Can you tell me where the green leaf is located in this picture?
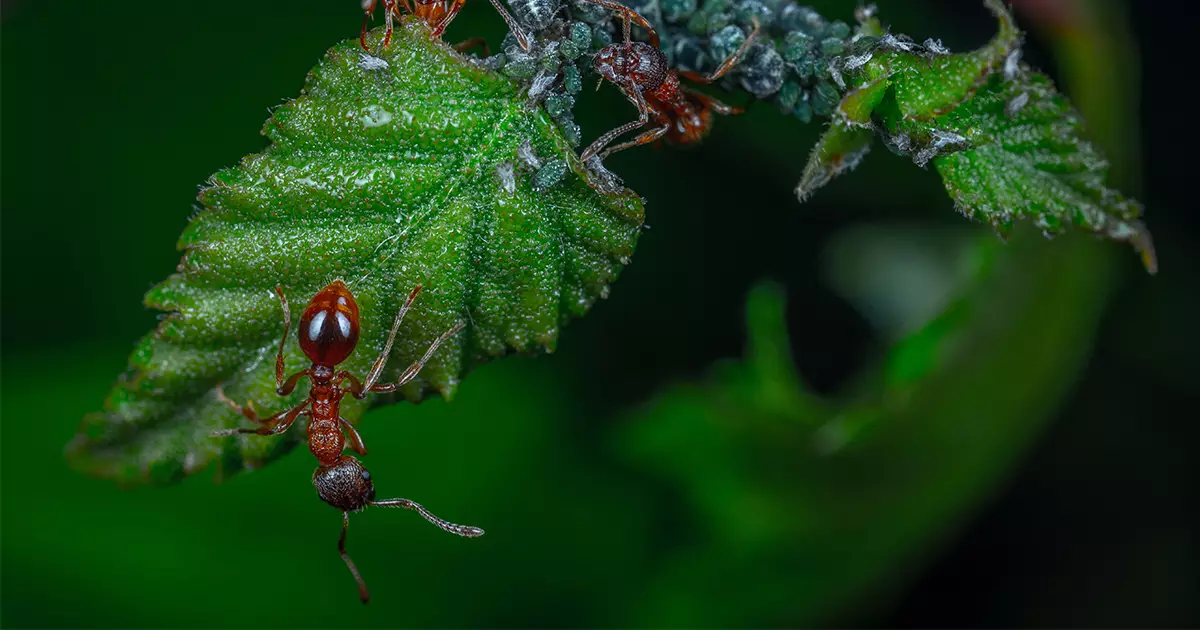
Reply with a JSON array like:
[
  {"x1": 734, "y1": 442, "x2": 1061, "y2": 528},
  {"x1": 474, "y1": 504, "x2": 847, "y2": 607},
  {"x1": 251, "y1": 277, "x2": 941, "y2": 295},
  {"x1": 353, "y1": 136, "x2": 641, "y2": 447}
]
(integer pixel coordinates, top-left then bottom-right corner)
[
  {"x1": 796, "y1": 0, "x2": 1155, "y2": 273},
  {"x1": 66, "y1": 19, "x2": 645, "y2": 485},
  {"x1": 619, "y1": 233, "x2": 1117, "y2": 627}
]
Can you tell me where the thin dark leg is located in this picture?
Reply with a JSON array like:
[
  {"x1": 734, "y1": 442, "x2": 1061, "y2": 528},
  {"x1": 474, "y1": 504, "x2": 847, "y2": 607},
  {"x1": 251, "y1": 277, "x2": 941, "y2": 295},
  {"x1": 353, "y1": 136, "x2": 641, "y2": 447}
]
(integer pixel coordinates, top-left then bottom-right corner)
[
  {"x1": 272, "y1": 285, "x2": 292, "y2": 390},
  {"x1": 681, "y1": 85, "x2": 740, "y2": 115},
  {"x1": 360, "y1": 285, "x2": 424, "y2": 394},
  {"x1": 340, "y1": 511, "x2": 371, "y2": 604},
  {"x1": 578, "y1": 0, "x2": 659, "y2": 47},
  {"x1": 484, "y1": 0, "x2": 531, "y2": 50},
  {"x1": 367, "y1": 321, "x2": 466, "y2": 394},
  {"x1": 371, "y1": 498, "x2": 485, "y2": 537},
  {"x1": 211, "y1": 406, "x2": 309, "y2": 438},
  {"x1": 383, "y1": 0, "x2": 398, "y2": 48},
  {"x1": 598, "y1": 120, "x2": 670, "y2": 159},
  {"x1": 453, "y1": 36, "x2": 491, "y2": 56},
  {"x1": 215, "y1": 384, "x2": 309, "y2": 424},
  {"x1": 430, "y1": 0, "x2": 468, "y2": 37},
  {"x1": 276, "y1": 369, "x2": 310, "y2": 397},
  {"x1": 682, "y1": 19, "x2": 760, "y2": 84},
  {"x1": 580, "y1": 80, "x2": 651, "y2": 161},
  {"x1": 361, "y1": 12, "x2": 373, "y2": 51},
  {"x1": 340, "y1": 417, "x2": 369, "y2": 456}
]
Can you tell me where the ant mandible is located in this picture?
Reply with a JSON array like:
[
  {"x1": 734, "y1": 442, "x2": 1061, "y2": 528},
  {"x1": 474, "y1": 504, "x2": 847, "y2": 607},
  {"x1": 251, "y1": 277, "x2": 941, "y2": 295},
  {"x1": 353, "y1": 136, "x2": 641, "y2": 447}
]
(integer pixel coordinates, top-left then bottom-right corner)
[
  {"x1": 580, "y1": 5, "x2": 760, "y2": 162},
  {"x1": 211, "y1": 279, "x2": 480, "y2": 604},
  {"x1": 360, "y1": 0, "x2": 532, "y2": 52}
]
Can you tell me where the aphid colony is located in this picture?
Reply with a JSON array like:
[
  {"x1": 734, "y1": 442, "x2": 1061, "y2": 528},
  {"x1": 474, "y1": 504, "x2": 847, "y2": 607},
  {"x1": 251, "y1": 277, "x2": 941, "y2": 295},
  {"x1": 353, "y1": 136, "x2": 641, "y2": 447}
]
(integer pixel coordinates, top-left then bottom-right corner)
[{"x1": 359, "y1": 0, "x2": 874, "y2": 170}]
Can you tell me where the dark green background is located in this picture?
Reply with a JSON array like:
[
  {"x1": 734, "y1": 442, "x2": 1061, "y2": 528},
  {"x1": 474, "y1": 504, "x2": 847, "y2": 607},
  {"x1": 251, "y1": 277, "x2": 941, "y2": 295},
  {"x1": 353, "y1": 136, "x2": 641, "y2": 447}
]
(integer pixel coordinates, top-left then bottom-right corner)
[{"x1": 2, "y1": 0, "x2": 1195, "y2": 627}]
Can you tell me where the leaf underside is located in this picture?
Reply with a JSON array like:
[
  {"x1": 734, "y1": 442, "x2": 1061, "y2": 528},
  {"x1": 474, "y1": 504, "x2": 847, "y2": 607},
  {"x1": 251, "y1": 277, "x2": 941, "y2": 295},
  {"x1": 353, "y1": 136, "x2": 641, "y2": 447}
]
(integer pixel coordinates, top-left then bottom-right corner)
[
  {"x1": 67, "y1": 20, "x2": 644, "y2": 485},
  {"x1": 798, "y1": 0, "x2": 1154, "y2": 272}
]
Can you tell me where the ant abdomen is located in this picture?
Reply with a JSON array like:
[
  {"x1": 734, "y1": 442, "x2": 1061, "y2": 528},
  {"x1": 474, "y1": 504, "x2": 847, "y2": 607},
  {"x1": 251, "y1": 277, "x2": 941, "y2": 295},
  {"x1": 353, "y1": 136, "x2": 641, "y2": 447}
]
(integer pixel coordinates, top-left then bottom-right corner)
[{"x1": 314, "y1": 456, "x2": 377, "y2": 512}]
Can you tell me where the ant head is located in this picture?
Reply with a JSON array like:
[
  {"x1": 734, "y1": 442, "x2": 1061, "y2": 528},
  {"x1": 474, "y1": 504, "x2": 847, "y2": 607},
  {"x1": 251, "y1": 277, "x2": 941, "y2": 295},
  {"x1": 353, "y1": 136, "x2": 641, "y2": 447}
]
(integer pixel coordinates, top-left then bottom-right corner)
[
  {"x1": 313, "y1": 456, "x2": 376, "y2": 512},
  {"x1": 592, "y1": 44, "x2": 629, "y2": 84},
  {"x1": 593, "y1": 42, "x2": 665, "y2": 90},
  {"x1": 299, "y1": 280, "x2": 361, "y2": 367}
]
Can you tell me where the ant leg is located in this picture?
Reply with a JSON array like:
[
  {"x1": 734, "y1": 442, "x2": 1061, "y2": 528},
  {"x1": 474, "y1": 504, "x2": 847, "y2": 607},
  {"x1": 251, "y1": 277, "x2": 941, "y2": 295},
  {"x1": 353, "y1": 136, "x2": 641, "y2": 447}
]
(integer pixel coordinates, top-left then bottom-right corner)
[
  {"x1": 370, "y1": 498, "x2": 485, "y2": 537},
  {"x1": 360, "y1": 1, "x2": 376, "y2": 52},
  {"x1": 430, "y1": 0, "x2": 469, "y2": 38},
  {"x1": 211, "y1": 405, "x2": 309, "y2": 438},
  {"x1": 367, "y1": 322, "x2": 466, "y2": 394},
  {"x1": 340, "y1": 417, "x2": 369, "y2": 456},
  {"x1": 681, "y1": 85, "x2": 741, "y2": 115},
  {"x1": 215, "y1": 384, "x2": 262, "y2": 422},
  {"x1": 484, "y1": 0, "x2": 531, "y2": 51},
  {"x1": 339, "y1": 512, "x2": 372, "y2": 604},
  {"x1": 683, "y1": 19, "x2": 761, "y2": 84},
  {"x1": 276, "y1": 369, "x2": 311, "y2": 397},
  {"x1": 453, "y1": 37, "x2": 490, "y2": 56},
  {"x1": 580, "y1": 82, "x2": 651, "y2": 161},
  {"x1": 578, "y1": 0, "x2": 659, "y2": 47},
  {"x1": 271, "y1": 285, "x2": 293, "y2": 391},
  {"x1": 598, "y1": 120, "x2": 670, "y2": 159},
  {"x1": 381, "y1": 0, "x2": 398, "y2": 48},
  {"x1": 358, "y1": 285, "x2": 424, "y2": 394}
]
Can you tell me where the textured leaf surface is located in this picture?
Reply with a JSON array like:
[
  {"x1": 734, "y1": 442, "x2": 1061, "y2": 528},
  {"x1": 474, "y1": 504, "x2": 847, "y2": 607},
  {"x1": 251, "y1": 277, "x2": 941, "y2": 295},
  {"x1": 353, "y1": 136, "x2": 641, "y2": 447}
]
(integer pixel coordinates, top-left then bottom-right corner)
[
  {"x1": 795, "y1": 0, "x2": 1154, "y2": 272},
  {"x1": 67, "y1": 20, "x2": 644, "y2": 484}
]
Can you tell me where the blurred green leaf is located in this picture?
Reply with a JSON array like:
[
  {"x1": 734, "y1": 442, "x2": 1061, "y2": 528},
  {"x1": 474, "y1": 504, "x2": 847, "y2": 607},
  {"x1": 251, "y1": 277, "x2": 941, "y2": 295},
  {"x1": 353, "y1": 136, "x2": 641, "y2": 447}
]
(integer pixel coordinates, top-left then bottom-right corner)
[
  {"x1": 66, "y1": 19, "x2": 644, "y2": 485},
  {"x1": 798, "y1": 0, "x2": 1154, "y2": 273},
  {"x1": 620, "y1": 232, "x2": 1115, "y2": 627}
]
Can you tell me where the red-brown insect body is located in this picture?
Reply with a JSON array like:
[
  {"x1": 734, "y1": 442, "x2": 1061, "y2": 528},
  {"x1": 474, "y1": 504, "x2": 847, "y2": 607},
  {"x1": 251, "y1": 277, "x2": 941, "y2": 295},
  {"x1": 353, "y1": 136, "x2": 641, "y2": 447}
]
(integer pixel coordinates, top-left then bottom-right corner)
[
  {"x1": 212, "y1": 279, "x2": 477, "y2": 604},
  {"x1": 411, "y1": 0, "x2": 468, "y2": 36},
  {"x1": 581, "y1": 8, "x2": 758, "y2": 162},
  {"x1": 298, "y1": 282, "x2": 361, "y2": 467}
]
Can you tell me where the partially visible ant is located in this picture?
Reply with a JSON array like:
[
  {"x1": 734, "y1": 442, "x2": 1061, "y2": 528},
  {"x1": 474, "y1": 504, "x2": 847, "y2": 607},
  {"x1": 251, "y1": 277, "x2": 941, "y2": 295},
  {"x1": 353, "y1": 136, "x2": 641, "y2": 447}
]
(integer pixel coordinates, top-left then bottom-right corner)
[
  {"x1": 212, "y1": 279, "x2": 479, "y2": 604},
  {"x1": 360, "y1": 0, "x2": 531, "y2": 52},
  {"x1": 580, "y1": 4, "x2": 760, "y2": 161}
]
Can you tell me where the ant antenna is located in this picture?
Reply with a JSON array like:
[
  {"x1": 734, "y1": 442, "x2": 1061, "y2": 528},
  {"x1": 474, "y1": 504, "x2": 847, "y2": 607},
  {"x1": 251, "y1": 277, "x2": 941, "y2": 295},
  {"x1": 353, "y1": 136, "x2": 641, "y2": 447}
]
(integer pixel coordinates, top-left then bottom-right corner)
[
  {"x1": 370, "y1": 498, "x2": 486, "y2": 537},
  {"x1": 338, "y1": 498, "x2": 484, "y2": 605}
]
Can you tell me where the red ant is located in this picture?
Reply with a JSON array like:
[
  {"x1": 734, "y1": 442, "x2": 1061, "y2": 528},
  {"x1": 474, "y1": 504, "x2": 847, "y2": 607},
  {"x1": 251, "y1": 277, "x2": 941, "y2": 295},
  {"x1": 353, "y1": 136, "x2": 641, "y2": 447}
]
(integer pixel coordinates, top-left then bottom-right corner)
[
  {"x1": 211, "y1": 279, "x2": 479, "y2": 604},
  {"x1": 580, "y1": 6, "x2": 760, "y2": 161},
  {"x1": 360, "y1": 0, "x2": 531, "y2": 52}
]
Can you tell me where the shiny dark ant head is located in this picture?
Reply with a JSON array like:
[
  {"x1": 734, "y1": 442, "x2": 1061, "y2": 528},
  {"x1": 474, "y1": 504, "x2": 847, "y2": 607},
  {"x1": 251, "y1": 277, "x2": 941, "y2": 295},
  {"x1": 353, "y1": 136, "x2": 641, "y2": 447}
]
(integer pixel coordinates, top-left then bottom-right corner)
[
  {"x1": 299, "y1": 280, "x2": 361, "y2": 367},
  {"x1": 314, "y1": 456, "x2": 376, "y2": 512}
]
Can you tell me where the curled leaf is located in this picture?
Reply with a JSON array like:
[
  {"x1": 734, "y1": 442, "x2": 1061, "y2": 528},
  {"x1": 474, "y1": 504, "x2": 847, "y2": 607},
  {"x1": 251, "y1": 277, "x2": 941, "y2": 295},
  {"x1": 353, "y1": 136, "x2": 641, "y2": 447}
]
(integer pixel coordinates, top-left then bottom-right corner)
[
  {"x1": 794, "y1": 0, "x2": 1154, "y2": 272},
  {"x1": 67, "y1": 20, "x2": 645, "y2": 484}
]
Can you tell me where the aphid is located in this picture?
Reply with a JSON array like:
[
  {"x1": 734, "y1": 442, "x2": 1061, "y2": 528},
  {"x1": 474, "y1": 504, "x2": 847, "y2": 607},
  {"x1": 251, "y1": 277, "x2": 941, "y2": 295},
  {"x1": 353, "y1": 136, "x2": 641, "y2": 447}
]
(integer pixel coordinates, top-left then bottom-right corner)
[
  {"x1": 580, "y1": 4, "x2": 759, "y2": 161},
  {"x1": 361, "y1": 0, "x2": 532, "y2": 52},
  {"x1": 504, "y1": 0, "x2": 561, "y2": 32},
  {"x1": 211, "y1": 280, "x2": 479, "y2": 604}
]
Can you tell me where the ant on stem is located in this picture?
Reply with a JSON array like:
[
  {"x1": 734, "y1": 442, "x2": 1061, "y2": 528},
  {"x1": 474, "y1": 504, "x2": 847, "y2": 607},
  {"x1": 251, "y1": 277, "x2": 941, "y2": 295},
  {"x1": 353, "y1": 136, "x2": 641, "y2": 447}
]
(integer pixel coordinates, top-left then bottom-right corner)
[
  {"x1": 580, "y1": 4, "x2": 760, "y2": 161},
  {"x1": 211, "y1": 280, "x2": 479, "y2": 604}
]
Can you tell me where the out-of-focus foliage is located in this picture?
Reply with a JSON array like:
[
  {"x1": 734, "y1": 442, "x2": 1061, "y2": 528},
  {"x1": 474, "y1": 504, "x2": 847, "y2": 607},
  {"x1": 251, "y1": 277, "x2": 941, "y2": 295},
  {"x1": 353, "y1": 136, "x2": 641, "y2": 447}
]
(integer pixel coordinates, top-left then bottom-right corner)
[
  {"x1": 65, "y1": 21, "x2": 643, "y2": 486},
  {"x1": 620, "y1": 229, "x2": 1115, "y2": 626}
]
